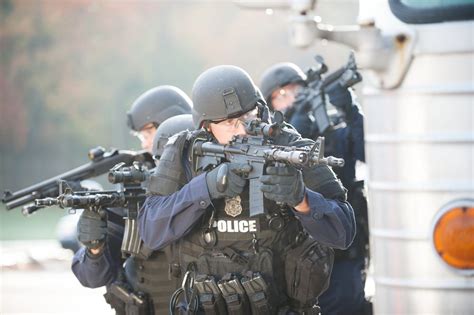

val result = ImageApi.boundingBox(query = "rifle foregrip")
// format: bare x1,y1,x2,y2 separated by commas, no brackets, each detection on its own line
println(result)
269,150,308,165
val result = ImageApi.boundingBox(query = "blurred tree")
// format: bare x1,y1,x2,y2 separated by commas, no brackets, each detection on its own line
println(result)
0,0,356,239
0,0,205,191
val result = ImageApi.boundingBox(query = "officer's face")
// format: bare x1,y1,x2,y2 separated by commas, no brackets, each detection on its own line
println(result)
208,108,258,144
134,123,157,152
270,83,302,112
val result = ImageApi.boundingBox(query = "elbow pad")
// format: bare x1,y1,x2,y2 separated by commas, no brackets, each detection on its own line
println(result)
302,165,347,201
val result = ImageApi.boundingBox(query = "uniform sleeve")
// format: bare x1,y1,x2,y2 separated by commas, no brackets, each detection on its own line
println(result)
292,188,356,250
285,133,355,248
347,104,365,163
138,173,212,251
288,111,315,139
71,220,124,288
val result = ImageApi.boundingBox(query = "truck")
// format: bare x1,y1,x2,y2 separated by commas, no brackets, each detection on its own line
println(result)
237,0,474,313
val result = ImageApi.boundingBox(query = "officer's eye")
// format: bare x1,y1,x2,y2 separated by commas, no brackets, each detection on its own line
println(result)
223,119,237,127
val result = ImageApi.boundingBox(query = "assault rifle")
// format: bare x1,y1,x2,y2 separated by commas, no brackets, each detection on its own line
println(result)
293,51,362,133
33,161,152,257
192,118,344,217
2,147,153,212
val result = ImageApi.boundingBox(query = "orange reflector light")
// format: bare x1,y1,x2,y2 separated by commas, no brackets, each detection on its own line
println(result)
433,206,474,269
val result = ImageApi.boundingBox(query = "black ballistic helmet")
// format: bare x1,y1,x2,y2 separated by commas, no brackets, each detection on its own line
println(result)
152,114,195,158
259,62,307,106
191,65,265,128
127,85,192,131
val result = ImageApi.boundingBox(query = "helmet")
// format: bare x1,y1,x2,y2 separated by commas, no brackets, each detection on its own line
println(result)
152,114,195,158
127,85,192,131
191,65,265,128
259,62,306,105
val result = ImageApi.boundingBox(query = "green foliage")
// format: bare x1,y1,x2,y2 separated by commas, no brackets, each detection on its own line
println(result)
0,1,205,192
0,1,353,238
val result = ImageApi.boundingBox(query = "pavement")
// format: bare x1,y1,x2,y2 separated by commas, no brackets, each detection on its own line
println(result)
0,240,114,315
1,240,376,314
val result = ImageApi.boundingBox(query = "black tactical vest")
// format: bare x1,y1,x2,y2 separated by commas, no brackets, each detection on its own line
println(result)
149,129,339,314
134,250,180,313
174,130,334,314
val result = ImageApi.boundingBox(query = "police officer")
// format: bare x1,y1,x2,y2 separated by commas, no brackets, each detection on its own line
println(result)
71,86,194,314
260,62,369,315
127,85,194,152
151,114,195,160
139,65,356,314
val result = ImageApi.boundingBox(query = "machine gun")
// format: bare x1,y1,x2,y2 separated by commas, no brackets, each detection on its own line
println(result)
192,118,344,217
293,51,362,133
2,147,154,212
33,161,152,257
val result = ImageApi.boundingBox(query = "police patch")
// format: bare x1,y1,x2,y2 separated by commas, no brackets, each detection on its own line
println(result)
224,196,243,217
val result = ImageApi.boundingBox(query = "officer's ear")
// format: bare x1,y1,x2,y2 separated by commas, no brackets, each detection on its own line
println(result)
203,121,213,134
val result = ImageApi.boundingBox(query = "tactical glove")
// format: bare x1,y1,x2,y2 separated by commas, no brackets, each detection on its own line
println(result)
260,165,305,208
77,209,107,250
206,163,247,200
328,85,352,112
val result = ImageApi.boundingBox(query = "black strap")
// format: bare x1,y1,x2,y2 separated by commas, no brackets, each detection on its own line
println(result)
222,247,249,265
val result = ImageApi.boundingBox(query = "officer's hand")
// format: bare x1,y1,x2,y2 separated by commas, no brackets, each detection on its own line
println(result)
260,165,305,208
206,163,247,200
77,209,107,251
328,85,352,111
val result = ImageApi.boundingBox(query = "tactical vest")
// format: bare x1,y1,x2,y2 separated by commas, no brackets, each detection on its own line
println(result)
102,187,181,314
178,183,299,275
134,250,180,313
154,129,335,314
104,248,179,315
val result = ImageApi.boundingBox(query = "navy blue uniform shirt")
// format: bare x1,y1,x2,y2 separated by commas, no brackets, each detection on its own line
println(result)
71,217,124,288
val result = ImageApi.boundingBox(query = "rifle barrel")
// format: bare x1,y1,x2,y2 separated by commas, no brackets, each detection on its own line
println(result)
2,150,150,210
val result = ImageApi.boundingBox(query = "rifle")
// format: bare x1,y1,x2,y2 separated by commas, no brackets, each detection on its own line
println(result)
33,161,152,257
323,52,361,91
2,147,153,212
293,51,362,133
192,119,344,217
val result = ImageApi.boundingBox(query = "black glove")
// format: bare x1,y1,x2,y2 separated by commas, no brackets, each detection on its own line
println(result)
77,209,107,250
206,163,247,200
328,85,352,111
260,165,305,208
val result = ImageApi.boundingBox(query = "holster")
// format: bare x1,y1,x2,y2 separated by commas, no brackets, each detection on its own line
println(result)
105,282,151,315
104,287,126,315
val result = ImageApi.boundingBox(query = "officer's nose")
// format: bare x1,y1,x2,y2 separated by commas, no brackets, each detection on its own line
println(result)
235,120,247,136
